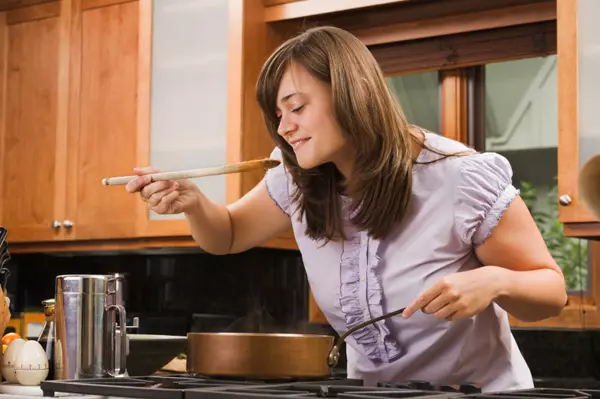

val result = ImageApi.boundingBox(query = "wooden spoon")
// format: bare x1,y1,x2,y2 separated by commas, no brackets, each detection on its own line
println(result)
101,158,281,186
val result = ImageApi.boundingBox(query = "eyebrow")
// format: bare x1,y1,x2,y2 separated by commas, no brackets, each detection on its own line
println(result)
278,92,298,104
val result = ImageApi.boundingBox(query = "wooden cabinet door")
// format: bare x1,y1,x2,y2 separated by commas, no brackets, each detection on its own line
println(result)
558,0,600,225
64,0,144,240
0,4,68,243
134,0,231,239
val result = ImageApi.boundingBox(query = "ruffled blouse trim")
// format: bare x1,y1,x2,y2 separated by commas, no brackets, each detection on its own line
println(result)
339,229,401,363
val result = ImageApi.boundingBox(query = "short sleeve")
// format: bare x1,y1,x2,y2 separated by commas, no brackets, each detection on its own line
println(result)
454,152,519,247
264,147,291,216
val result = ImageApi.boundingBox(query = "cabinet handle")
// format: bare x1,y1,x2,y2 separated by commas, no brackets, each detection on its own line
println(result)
63,220,74,229
51,220,61,231
559,194,572,206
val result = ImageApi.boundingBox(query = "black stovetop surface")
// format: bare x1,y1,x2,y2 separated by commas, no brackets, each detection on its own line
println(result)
39,374,600,399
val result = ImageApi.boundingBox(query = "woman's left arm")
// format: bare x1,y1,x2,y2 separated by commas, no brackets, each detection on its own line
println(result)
403,196,567,322
473,196,567,321
403,153,567,323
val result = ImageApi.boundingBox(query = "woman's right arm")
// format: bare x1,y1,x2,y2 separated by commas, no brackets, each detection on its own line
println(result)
126,169,292,255
187,180,292,254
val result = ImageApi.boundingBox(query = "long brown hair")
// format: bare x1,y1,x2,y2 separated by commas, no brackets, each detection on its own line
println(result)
257,26,428,242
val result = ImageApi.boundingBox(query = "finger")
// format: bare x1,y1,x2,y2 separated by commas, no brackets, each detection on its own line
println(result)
433,302,460,321
402,283,444,318
152,190,180,214
422,288,461,314
126,175,153,193
126,167,165,192
133,166,162,176
422,292,453,314
141,181,175,201
147,183,179,207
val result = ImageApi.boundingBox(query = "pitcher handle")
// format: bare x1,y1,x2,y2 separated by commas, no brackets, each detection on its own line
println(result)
106,304,127,377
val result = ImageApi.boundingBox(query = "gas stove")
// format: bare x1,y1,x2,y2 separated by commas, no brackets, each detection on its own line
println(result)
35,374,600,399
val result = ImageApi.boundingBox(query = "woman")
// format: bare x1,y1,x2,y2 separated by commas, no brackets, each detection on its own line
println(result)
126,26,566,392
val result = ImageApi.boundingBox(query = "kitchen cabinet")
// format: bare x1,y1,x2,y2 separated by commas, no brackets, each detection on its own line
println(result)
0,3,65,243
0,0,144,243
136,0,237,239
133,0,296,248
557,0,600,238
67,1,142,241
0,0,297,250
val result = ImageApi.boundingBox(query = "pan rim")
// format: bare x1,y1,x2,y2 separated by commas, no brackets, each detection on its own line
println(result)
186,332,334,339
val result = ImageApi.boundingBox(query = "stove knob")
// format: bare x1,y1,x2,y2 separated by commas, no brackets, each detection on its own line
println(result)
377,381,412,389
439,385,459,392
409,380,433,390
318,386,331,398
460,384,482,394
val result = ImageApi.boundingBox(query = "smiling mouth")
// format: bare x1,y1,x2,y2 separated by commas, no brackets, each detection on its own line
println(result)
290,138,310,151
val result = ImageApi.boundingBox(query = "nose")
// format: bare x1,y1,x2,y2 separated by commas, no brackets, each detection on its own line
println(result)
277,115,297,137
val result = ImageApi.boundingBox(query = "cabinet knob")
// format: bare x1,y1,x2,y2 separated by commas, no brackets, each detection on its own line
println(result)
63,220,74,229
51,220,61,230
559,194,572,206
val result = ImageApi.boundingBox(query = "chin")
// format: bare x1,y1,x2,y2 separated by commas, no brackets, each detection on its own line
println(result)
296,159,319,170
295,153,322,170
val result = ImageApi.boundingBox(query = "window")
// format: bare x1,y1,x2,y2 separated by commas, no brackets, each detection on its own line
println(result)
472,55,590,293
386,71,440,134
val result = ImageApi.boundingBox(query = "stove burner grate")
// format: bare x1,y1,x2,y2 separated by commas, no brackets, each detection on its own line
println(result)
39,375,600,399
39,374,360,399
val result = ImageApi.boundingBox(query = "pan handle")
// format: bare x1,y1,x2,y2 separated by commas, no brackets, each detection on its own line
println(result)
327,307,406,368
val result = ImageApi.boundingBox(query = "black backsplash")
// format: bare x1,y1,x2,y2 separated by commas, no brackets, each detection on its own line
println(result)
5,246,600,380
7,247,323,335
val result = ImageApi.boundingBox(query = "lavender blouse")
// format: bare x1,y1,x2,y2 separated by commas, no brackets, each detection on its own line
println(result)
264,132,533,392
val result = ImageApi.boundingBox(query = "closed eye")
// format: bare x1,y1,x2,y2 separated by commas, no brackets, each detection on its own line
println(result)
275,105,303,121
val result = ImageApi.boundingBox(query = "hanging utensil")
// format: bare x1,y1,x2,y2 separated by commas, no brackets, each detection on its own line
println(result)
0,227,7,247
0,227,11,296
326,306,407,368
101,158,281,186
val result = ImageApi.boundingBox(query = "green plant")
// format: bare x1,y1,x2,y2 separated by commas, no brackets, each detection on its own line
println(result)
519,180,588,291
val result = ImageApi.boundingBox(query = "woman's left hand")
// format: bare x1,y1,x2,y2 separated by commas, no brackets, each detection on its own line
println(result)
401,266,507,321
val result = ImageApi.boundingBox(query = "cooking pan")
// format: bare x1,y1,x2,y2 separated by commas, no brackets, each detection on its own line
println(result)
187,332,333,378
186,307,406,378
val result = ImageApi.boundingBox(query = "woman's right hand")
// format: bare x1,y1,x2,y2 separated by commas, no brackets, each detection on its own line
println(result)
125,167,202,215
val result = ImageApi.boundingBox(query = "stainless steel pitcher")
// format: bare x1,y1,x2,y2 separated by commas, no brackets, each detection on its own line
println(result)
54,274,127,379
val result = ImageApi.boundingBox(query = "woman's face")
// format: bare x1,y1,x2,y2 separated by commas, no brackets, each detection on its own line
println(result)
275,62,355,177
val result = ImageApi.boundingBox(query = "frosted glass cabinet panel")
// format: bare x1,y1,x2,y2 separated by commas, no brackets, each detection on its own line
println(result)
149,0,229,220
578,0,600,171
